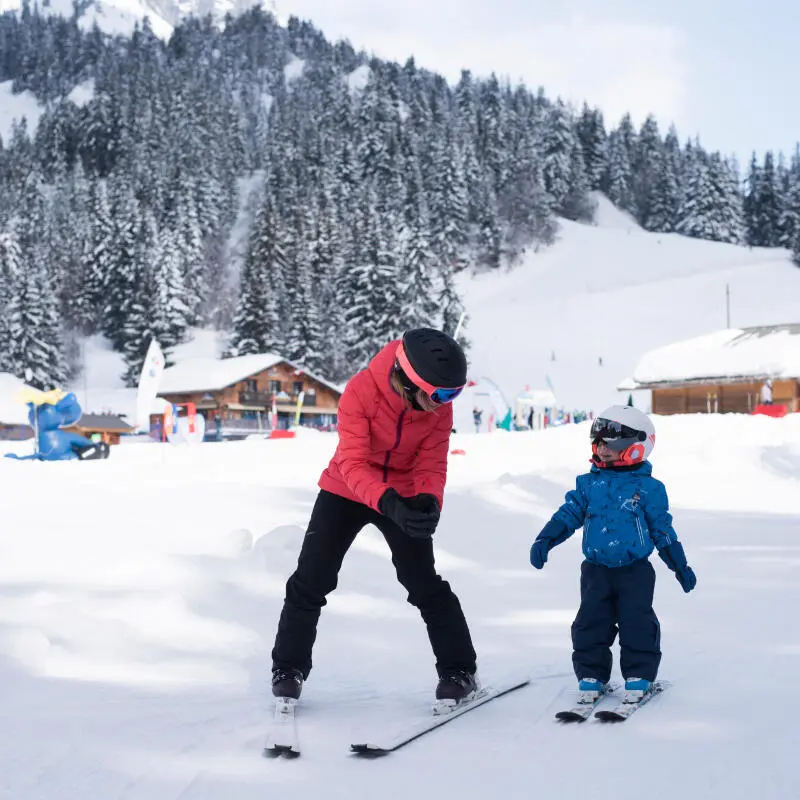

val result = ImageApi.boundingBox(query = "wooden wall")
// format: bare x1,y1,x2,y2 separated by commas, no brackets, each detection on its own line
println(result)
652,379,799,415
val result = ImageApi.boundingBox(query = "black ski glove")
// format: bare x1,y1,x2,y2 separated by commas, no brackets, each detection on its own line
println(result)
379,489,440,538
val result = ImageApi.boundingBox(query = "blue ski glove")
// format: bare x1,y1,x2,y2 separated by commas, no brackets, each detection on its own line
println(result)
658,541,697,593
530,519,570,569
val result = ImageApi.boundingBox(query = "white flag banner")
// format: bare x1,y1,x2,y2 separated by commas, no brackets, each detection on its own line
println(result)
135,339,166,432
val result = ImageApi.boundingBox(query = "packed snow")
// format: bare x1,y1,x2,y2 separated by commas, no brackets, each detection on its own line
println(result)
1,413,798,799
458,193,800,413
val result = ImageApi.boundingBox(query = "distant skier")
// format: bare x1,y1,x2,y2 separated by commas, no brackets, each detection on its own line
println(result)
270,328,478,706
472,406,483,433
761,379,773,405
529,405,696,704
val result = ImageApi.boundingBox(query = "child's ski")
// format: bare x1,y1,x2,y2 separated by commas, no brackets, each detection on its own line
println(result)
555,681,619,723
594,680,669,722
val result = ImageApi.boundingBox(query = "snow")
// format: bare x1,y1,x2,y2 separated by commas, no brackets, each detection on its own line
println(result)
589,190,640,230
346,64,371,93
284,55,306,82
630,325,800,386
0,81,44,144
458,197,800,413
0,0,173,39
66,79,95,107
1,412,799,799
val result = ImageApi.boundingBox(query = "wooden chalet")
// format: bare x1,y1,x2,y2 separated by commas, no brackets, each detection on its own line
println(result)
65,413,135,445
619,324,800,414
154,353,343,435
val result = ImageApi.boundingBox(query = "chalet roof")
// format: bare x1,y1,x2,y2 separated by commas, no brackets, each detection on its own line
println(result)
158,353,343,397
71,413,135,432
620,324,800,389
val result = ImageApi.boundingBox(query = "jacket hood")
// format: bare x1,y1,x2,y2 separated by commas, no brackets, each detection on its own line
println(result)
367,340,410,413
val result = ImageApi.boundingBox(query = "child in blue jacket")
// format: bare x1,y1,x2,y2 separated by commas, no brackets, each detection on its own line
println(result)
530,405,696,703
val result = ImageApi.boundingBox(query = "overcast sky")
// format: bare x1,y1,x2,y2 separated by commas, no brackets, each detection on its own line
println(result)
279,0,799,165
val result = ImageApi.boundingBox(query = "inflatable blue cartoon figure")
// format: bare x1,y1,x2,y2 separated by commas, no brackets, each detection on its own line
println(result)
6,390,110,461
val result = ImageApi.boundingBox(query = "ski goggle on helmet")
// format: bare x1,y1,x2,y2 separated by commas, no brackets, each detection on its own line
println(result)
394,332,466,405
590,405,655,466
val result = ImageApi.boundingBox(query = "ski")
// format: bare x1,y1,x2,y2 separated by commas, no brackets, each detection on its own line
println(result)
263,698,300,759
594,680,669,722
350,676,530,758
555,681,620,723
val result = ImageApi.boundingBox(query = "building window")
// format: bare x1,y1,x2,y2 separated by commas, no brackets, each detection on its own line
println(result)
292,381,304,395
245,379,258,392
269,380,282,393
305,390,317,406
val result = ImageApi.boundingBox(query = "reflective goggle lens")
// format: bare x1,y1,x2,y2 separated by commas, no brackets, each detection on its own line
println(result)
430,385,464,404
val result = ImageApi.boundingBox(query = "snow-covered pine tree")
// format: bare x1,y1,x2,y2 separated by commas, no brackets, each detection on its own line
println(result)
73,179,113,334
646,126,682,231
542,100,574,212
0,231,22,374
755,152,782,247
633,115,662,229
230,196,286,356
780,146,800,252
6,241,67,389
605,128,636,215
575,104,607,191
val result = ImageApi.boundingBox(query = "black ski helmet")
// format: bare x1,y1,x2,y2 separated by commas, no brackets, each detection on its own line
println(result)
400,328,467,389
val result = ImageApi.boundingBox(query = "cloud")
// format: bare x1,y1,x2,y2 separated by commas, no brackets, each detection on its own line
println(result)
278,1,688,131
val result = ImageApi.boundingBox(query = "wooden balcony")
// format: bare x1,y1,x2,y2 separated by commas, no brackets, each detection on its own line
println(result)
239,390,271,406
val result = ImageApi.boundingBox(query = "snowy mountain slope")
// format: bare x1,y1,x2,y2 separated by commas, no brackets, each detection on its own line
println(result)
0,0,174,37
0,0,269,37
457,193,800,412
1,414,798,799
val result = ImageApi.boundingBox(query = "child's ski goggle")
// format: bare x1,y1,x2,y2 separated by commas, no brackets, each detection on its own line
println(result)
395,344,465,405
590,417,646,450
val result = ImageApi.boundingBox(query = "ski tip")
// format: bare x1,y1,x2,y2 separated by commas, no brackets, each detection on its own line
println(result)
350,744,389,758
263,746,300,759
555,711,588,723
594,711,625,723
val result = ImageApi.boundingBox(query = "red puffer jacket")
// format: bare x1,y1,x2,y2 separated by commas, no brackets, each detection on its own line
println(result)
318,340,453,511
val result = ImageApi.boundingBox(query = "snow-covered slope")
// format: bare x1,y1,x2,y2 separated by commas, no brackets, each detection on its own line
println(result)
0,0,269,38
1,414,798,799
457,193,800,412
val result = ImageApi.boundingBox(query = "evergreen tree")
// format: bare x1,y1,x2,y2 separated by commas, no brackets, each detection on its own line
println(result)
576,104,607,190
230,197,286,355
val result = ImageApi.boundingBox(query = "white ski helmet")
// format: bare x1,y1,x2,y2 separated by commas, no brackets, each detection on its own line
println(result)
590,405,655,467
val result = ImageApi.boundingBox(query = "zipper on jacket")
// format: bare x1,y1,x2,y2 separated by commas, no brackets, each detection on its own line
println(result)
383,410,406,482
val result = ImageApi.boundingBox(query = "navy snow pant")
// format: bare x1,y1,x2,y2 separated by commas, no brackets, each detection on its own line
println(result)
271,490,477,680
571,559,661,683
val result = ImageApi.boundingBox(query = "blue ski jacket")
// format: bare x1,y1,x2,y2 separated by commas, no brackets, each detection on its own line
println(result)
548,462,679,568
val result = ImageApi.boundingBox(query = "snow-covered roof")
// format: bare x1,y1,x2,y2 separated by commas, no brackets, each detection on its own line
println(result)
158,353,343,396
622,324,800,388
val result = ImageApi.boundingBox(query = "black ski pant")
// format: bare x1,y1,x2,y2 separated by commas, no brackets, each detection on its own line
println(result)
271,490,477,680
571,559,661,683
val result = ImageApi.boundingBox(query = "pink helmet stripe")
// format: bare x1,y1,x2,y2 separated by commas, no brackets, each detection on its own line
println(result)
396,342,439,396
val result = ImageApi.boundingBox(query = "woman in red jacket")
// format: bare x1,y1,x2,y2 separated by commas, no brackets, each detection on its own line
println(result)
270,328,478,705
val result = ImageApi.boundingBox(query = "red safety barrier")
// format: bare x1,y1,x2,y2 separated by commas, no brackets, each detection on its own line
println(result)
269,429,296,439
752,404,788,418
